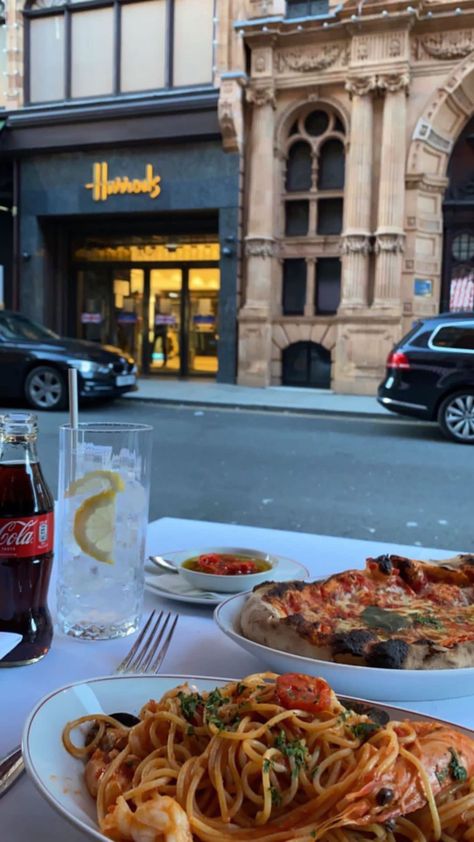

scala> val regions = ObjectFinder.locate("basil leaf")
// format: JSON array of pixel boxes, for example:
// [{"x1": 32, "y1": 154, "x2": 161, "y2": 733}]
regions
[{"x1": 361, "y1": 606, "x2": 410, "y2": 632}]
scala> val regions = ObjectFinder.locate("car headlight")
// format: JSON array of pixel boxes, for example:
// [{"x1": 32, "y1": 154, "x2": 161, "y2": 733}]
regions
[{"x1": 70, "y1": 360, "x2": 110, "y2": 376}]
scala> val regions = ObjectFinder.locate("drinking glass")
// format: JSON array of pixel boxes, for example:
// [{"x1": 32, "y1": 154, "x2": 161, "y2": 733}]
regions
[{"x1": 56, "y1": 422, "x2": 152, "y2": 639}]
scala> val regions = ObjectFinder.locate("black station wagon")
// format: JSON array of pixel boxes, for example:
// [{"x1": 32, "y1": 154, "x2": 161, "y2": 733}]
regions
[{"x1": 377, "y1": 313, "x2": 474, "y2": 444}]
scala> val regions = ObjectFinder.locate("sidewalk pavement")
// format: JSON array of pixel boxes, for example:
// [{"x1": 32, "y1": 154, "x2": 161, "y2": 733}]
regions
[{"x1": 125, "y1": 378, "x2": 391, "y2": 418}]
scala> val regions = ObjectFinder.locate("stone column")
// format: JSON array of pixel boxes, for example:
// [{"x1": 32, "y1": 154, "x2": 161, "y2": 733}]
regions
[
  {"x1": 373, "y1": 72, "x2": 410, "y2": 310},
  {"x1": 238, "y1": 84, "x2": 276, "y2": 387},
  {"x1": 340, "y1": 76, "x2": 376, "y2": 310}
]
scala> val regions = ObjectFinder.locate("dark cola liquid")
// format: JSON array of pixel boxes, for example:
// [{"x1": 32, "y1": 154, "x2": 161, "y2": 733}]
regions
[{"x1": 0, "y1": 461, "x2": 54, "y2": 665}]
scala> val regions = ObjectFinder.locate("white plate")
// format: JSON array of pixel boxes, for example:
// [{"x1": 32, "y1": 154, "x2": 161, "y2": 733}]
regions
[
  {"x1": 214, "y1": 592, "x2": 474, "y2": 702},
  {"x1": 22, "y1": 674, "x2": 473, "y2": 842},
  {"x1": 145, "y1": 553, "x2": 309, "y2": 607}
]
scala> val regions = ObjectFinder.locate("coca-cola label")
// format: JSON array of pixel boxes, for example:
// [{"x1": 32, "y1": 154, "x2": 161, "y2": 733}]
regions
[{"x1": 0, "y1": 512, "x2": 54, "y2": 558}]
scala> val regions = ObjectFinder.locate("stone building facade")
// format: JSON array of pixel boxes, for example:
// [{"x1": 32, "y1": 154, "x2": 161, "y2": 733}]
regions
[{"x1": 219, "y1": 0, "x2": 474, "y2": 392}]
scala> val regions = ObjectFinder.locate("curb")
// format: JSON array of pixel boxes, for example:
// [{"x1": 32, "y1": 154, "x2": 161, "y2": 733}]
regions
[{"x1": 122, "y1": 394, "x2": 419, "y2": 423}]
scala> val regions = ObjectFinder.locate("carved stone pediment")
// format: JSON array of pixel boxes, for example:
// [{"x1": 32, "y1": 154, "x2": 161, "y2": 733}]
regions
[
  {"x1": 413, "y1": 30, "x2": 474, "y2": 61},
  {"x1": 276, "y1": 44, "x2": 347, "y2": 75}
]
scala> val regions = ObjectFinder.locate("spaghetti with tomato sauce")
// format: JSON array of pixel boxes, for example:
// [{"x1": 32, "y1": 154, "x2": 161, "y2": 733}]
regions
[{"x1": 62, "y1": 672, "x2": 474, "y2": 842}]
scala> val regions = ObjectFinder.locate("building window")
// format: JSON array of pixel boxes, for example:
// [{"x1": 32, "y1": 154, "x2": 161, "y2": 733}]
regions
[
  {"x1": 315, "y1": 258, "x2": 341, "y2": 315},
  {"x1": 24, "y1": 0, "x2": 215, "y2": 104},
  {"x1": 283, "y1": 259, "x2": 307, "y2": 315},
  {"x1": 281, "y1": 106, "x2": 345, "y2": 317},
  {"x1": 286, "y1": 0, "x2": 330, "y2": 18}
]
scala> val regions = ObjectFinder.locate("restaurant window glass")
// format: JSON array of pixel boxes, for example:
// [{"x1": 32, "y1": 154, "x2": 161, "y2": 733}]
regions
[{"x1": 25, "y1": 0, "x2": 215, "y2": 103}]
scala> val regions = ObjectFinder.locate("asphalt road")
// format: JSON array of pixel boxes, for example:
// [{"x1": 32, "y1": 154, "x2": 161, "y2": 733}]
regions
[{"x1": 5, "y1": 398, "x2": 473, "y2": 553}]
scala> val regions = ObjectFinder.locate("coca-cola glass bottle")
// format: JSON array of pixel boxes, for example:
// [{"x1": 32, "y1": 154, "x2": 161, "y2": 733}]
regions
[{"x1": 0, "y1": 412, "x2": 54, "y2": 665}]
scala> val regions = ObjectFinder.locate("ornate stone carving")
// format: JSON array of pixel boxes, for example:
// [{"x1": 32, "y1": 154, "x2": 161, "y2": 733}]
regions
[
  {"x1": 413, "y1": 31, "x2": 474, "y2": 61},
  {"x1": 374, "y1": 234, "x2": 405, "y2": 254},
  {"x1": 345, "y1": 76, "x2": 377, "y2": 97},
  {"x1": 341, "y1": 235, "x2": 372, "y2": 255},
  {"x1": 247, "y1": 0, "x2": 285, "y2": 17},
  {"x1": 377, "y1": 73, "x2": 410, "y2": 94},
  {"x1": 245, "y1": 237, "x2": 277, "y2": 258},
  {"x1": 276, "y1": 45, "x2": 343, "y2": 74},
  {"x1": 413, "y1": 118, "x2": 453, "y2": 153},
  {"x1": 246, "y1": 86, "x2": 276, "y2": 108},
  {"x1": 218, "y1": 75, "x2": 246, "y2": 154}
]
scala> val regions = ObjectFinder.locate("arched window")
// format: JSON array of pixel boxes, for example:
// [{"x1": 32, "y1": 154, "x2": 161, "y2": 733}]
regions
[
  {"x1": 281, "y1": 107, "x2": 345, "y2": 318},
  {"x1": 24, "y1": 0, "x2": 215, "y2": 104}
]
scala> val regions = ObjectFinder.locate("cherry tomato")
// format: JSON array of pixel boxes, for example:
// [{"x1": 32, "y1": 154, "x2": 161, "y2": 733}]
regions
[
  {"x1": 197, "y1": 554, "x2": 258, "y2": 576},
  {"x1": 275, "y1": 674, "x2": 333, "y2": 713}
]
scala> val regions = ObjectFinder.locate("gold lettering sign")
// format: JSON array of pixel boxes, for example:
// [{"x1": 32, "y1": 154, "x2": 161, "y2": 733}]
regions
[{"x1": 85, "y1": 162, "x2": 161, "y2": 202}]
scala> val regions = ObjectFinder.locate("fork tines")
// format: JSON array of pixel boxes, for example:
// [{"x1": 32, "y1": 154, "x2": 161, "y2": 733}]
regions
[{"x1": 117, "y1": 610, "x2": 178, "y2": 674}]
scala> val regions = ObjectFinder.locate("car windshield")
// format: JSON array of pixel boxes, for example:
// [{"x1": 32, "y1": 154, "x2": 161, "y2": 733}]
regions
[{"x1": 0, "y1": 313, "x2": 59, "y2": 342}]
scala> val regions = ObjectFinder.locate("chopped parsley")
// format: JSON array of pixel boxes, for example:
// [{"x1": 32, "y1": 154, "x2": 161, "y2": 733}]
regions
[
  {"x1": 310, "y1": 833, "x2": 317, "y2": 839},
  {"x1": 269, "y1": 785, "x2": 282, "y2": 806},
  {"x1": 178, "y1": 691, "x2": 203, "y2": 722},
  {"x1": 350, "y1": 721, "x2": 381, "y2": 741},
  {"x1": 204, "y1": 688, "x2": 226, "y2": 731},
  {"x1": 235, "y1": 682, "x2": 246, "y2": 697},
  {"x1": 186, "y1": 725, "x2": 195, "y2": 736},
  {"x1": 263, "y1": 758, "x2": 273, "y2": 774},
  {"x1": 448, "y1": 748, "x2": 468, "y2": 782},
  {"x1": 411, "y1": 613, "x2": 444, "y2": 630},
  {"x1": 274, "y1": 730, "x2": 308, "y2": 778},
  {"x1": 338, "y1": 709, "x2": 353, "y2": 723}
]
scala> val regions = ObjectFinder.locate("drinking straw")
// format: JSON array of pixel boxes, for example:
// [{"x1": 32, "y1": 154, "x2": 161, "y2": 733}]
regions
[
  {"x1": 68, "y1": 368, "x2": 79, "y2": 429},
  {"x1": 68, "y1": 368, "x2": 79, "y2": 482}
]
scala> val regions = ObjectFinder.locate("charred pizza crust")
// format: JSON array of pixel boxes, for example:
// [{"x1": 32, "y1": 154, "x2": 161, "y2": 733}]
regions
[{"x1": 240, "y1": 554, "x2": 474, "y2": 670}]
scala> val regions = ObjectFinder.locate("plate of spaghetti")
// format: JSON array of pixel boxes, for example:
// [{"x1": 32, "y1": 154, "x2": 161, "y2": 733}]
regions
[{"x1": 23, "y1": 672, "x2": 474, "y2": 842}]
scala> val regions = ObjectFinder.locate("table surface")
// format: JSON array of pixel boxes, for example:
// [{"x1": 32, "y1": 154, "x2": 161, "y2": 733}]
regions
[{"x1": 2, "y1": 517, "x2": 471, "y2": 841}]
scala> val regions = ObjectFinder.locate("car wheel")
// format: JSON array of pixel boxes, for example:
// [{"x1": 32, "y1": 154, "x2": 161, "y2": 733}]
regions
[
  {"x1": 438, "y1": 391, "x2": 474, "y2": 444},
  {"x1": 25, "y1": 366, "x2": 66, "y2": 411}
]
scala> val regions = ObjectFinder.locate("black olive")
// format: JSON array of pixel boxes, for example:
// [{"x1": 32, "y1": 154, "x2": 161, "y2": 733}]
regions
[
  {"x1": 376, "y1": 787, "x2": 395, "y2": 806},
  {"x1": 384, "y1": 819, "x2": 396, "y2": 831}
]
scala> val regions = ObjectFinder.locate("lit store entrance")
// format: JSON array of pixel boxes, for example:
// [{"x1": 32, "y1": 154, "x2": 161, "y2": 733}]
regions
[{"x1": 74, "y1": 242, "x2": 220, "y2": 377}]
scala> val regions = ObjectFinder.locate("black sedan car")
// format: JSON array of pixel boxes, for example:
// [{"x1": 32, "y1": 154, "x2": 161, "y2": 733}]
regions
[
  {"x1": 377, "y1": 312, "x2": 474, "y2": 443},
  {"x1": 0, "y1": 310, "x2": 137, "y2": 410}
]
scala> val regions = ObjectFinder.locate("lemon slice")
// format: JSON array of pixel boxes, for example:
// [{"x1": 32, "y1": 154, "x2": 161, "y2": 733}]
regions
[
  {"x1": 66, "y1": 469, "x2": 125, "y2": 498},
  {"x1": 73, "y1": 488, "x2": 117, "y2": 564}
]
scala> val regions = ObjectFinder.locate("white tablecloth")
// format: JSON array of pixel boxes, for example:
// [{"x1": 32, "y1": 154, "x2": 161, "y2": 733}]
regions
[{"x1": 1, "y1": 517, "x2": 472, "y2": 841}]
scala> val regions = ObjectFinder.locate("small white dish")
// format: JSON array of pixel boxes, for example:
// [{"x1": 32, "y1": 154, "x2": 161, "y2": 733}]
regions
[
  {"x1": 22, "y1": 674, "x2": 473, "y2": 842},
  {"x1": 0, "y1": 632, "x2": 22, "y2": 660},
  {"x1": 168, "y1": 546, "x2": 279, "y2": 593},
  {"x1": 145, "y1": 551, "x2": 309, "y2": 605},
  {"x1": 214, "y1": 592, "x2": 474, "y2": 702}
]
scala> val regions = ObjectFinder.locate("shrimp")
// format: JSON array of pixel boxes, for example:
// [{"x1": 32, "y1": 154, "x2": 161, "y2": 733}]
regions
[
  {"x1": 100, "y1": 793, "x2": 192, "y2": 842},
  {"x1": 337, "y1": 721, "x2": 474, "y2": 827}
]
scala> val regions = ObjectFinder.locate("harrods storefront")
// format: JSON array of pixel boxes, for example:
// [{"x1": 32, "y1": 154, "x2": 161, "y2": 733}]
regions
[{"x1": 0, "y1": 110, "x2": 240, "y2": 382}]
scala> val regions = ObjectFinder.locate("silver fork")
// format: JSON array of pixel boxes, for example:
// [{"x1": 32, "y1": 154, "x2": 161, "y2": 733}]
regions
[{"x1": 0, "y1": 609, "x2": 178, "y2": 798}]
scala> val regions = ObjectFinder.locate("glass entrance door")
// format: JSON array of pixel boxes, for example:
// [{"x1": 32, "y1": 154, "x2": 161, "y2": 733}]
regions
[
  {"x1": 77, "y1": 266, "x2": 145, "y2": 364},
  {"x1": 187, "y1": 268, "x2": 219, "y2": 374},
  {"x1": 148, "y1": 268, "x2": 182, "y2": 373},
  {"x1": 76, "y1": 262, "x2": 219, "y2": 376}
]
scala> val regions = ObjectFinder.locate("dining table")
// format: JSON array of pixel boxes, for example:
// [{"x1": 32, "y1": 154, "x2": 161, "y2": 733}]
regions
[{"x1": 2, "y1": 515, "x2": 473, "y2": 841}]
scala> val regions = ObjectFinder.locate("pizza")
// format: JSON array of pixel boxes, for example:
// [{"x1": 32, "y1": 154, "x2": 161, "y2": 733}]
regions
[{"x1": 240, "y1": 553, "x2": 474, "y2": 670}]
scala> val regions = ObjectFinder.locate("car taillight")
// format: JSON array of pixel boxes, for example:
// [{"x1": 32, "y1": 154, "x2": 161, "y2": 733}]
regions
[{"x1": 386, "y1": 351, "x2": 410, "y2": 369}]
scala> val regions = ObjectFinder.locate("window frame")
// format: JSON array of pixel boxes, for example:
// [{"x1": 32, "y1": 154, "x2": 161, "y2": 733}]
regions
[
  {"x1": 286, "y1": 0, "x2": 330, "y2": 19},
  {"x1": 23, "y1": 0, "x2": 215, "y2": 105}
]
